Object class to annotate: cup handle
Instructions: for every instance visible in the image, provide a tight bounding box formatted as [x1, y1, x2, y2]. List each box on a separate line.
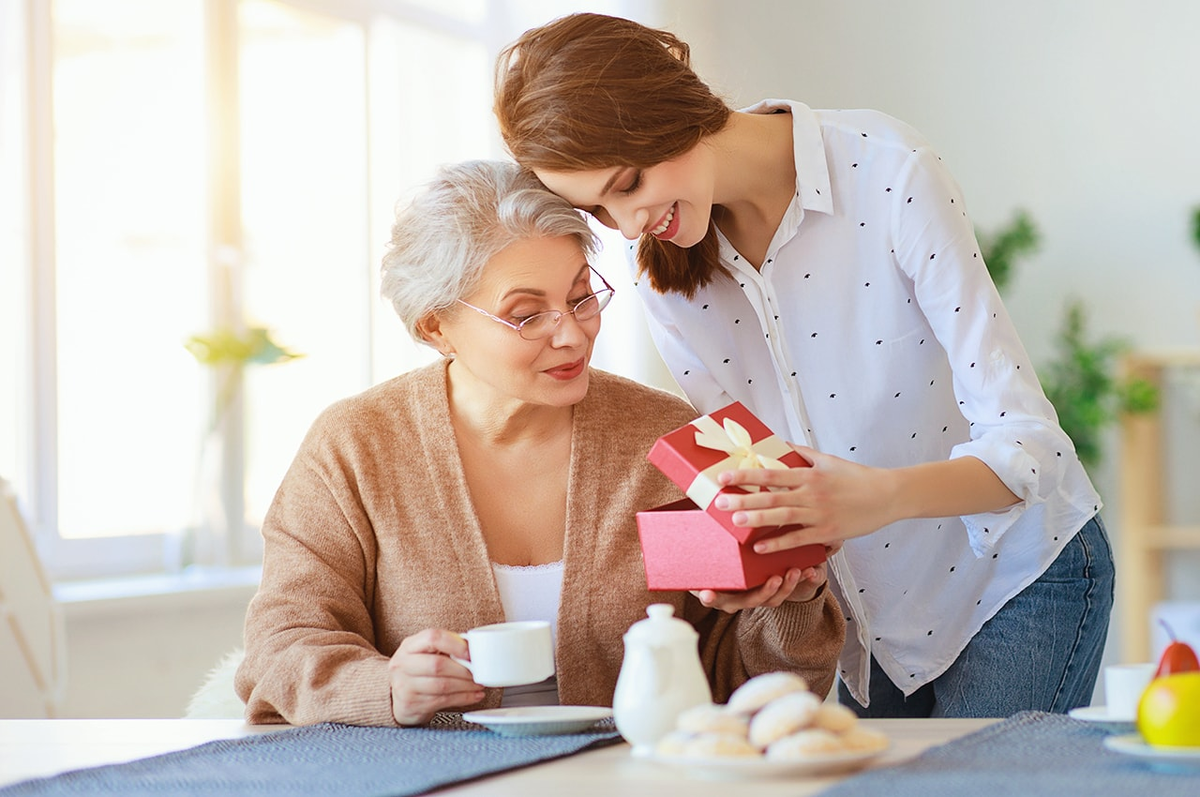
[450, 633, 474, 675]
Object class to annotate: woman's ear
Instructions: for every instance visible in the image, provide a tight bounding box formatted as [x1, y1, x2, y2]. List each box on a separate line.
[417, 312, 455, 358]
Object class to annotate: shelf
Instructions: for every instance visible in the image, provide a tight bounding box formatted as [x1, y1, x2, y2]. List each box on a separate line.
[1118, 349, 1200, 662]
[1143, 526, 1200, 550]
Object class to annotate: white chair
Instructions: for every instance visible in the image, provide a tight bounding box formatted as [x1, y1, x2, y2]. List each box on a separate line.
[0, 477, 67, 718]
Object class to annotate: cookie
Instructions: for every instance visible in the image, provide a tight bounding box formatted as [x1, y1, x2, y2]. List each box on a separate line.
[727, 671, 809, 715]
[654, 730, 696, 756]
[680, 732, 760, 758]
[812, 702, 859, 734]
[765, 728, 845, 760]
[747, 689, 823, 748]
[675, 703, 750, 737]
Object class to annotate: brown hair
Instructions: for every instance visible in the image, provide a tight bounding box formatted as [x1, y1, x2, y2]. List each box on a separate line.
[495, 13, 732, 298]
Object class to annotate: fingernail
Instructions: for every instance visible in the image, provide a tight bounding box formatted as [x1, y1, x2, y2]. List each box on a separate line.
[714, 495, 730, 510]
[732, 511, 748, 525]
[718, 472, 732, 485]
[753, 542, 768, 554]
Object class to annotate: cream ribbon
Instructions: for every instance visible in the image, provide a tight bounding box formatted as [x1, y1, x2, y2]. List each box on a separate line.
[685, 415, 792, 510]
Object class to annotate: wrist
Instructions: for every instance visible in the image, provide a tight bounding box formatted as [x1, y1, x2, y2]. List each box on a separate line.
[784, 581, 827, 604]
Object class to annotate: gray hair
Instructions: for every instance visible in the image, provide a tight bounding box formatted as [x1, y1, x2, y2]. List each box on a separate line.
[381, 160, 599, 346]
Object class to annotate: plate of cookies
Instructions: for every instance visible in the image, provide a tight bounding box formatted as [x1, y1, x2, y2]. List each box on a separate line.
[646, 672, 889, 779]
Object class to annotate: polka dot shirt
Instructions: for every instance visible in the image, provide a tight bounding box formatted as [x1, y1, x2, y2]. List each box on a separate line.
[631, 100, 1101, 705]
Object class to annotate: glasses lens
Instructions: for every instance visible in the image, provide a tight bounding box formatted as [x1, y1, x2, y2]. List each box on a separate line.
[574, 289, 613, 322]
[518, 312, 559, 341]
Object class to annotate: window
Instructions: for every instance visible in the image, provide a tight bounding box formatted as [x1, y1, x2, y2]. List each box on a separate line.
[4, 0, 665, 583]
[1, 0, 515, 581]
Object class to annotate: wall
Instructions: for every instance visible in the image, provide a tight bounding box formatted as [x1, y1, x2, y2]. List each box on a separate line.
[661, 0, 1200, 365]
[52, 574, 255, 718]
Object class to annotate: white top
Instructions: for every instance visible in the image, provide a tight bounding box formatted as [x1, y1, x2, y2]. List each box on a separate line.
[492, 561, 563, 707]
[632, 100, 1101, 705]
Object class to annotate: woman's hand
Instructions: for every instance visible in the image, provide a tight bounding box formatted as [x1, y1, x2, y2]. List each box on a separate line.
[714, 445, 900, 553]
[388, 629, 485, 726]
[691, 557, 831, 613]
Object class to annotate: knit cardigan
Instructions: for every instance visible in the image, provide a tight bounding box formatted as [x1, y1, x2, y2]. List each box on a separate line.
[235, 361, 845, 726]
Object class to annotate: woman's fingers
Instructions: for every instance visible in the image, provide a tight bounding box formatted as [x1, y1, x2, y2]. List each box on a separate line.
[690, 568, 810, 613]
[389, 629, 485, 725]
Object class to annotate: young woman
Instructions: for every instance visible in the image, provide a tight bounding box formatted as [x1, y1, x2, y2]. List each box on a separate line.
[494, 13, 1113, 718]
[235, 160, 843, 727]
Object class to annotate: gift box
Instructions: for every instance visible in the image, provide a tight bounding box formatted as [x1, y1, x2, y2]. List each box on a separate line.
[647, 401, 809, 543]
[636, 498, 827, 591]
[640, 402, 826, 591]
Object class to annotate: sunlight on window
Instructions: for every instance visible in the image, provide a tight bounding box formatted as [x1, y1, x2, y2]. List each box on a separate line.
[51, 0, 207, 539]
[402, 0, 487, 24]
[237, 1, 373, 525]
[0, 0, 28, 489]
[19, 0, 565, 573]
[366, 16, 491, 381]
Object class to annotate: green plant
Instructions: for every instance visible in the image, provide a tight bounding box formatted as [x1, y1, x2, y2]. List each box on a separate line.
[1039, 301, 1158, 469]
[978, 212, 1157, 470]
[184, 325, 303, 431]
[977, 209, 1038, 293]
[1191, 205, 1200, 254]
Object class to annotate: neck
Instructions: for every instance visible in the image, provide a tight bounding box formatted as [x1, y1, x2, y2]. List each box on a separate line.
[445, 361, 574, 449]
[709, 111, 797, 232]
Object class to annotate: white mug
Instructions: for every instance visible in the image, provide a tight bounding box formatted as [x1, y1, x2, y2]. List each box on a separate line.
[1104, 662, 1156, 720]
[455, 621, 554, 688]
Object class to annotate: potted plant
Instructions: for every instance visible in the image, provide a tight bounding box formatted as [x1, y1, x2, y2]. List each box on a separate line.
[978, 211, 1157, 471]
[181, 325, 302, 567]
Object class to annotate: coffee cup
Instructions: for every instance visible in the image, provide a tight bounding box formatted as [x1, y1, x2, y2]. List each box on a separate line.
[1103, 662, 1156, 720]
[455, 621, 554, 688]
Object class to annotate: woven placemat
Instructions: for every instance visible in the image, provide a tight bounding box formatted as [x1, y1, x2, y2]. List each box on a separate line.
[818, 711, 1199, 797]
[0, 714, 621, 796]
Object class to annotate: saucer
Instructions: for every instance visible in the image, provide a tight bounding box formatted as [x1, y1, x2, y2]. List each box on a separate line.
[1068, 705, 1135, 729]
[462, 706, 612, 737]
[1104, 734, 1200, 771]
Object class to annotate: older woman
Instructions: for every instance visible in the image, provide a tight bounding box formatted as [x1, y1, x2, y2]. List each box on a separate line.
[234, 160, 845, 727]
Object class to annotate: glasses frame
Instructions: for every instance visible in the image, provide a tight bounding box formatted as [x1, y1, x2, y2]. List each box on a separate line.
[456, 266, 615, 341]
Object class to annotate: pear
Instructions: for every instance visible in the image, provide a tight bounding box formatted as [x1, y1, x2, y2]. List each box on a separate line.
[1155, 620, 1200, 678]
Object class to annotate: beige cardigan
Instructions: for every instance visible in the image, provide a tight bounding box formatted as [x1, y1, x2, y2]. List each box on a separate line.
[236, 361, 845, 726]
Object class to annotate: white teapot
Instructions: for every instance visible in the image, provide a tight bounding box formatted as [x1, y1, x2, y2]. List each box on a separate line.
[613, 603, 713, 755]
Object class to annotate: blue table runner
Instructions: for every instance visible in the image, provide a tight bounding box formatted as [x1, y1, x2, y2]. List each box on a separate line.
[0, 714, 621, 796]
[818, 711, 1198, 797]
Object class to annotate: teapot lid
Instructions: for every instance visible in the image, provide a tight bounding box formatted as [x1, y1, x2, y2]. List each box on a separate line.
[624, 603, 698, 646]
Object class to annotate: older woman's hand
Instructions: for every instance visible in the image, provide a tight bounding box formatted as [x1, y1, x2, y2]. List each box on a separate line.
[691, 557, 832, 613]
[388, 629, 485, 726]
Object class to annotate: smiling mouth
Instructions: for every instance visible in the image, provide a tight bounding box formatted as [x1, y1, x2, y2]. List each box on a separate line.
[649, 203, 676, 237]
[546, 358, 585, 378]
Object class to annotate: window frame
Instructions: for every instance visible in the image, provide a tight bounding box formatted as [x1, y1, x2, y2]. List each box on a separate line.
[13, 0, 510, 581]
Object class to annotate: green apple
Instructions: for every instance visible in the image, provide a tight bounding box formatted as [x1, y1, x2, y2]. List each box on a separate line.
[1137, 672, 1200, 747]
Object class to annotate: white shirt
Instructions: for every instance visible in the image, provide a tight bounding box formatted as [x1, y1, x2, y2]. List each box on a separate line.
[492, 561, 563, 707]
[631, 100, 1101, 705]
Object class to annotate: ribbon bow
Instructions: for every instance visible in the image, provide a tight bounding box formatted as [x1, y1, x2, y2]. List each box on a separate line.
[685, 415, 793, 507]
[693, 418, 790, 475]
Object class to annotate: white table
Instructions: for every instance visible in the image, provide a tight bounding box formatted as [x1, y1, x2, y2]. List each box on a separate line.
[0, 717, 995, 795]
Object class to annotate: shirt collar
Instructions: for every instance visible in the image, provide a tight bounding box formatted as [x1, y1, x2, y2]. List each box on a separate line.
[739, 99, 833, 216]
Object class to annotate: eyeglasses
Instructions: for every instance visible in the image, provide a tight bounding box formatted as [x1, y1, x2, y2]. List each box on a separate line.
[457, 267, 615, 341]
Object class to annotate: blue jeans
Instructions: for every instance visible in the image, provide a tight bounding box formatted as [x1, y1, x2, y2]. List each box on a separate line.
[838, 514, 1114, 718]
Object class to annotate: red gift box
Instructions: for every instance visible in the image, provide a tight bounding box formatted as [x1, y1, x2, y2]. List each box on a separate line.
[647, 401, 809, 544]
[636, 498, 827, 591]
